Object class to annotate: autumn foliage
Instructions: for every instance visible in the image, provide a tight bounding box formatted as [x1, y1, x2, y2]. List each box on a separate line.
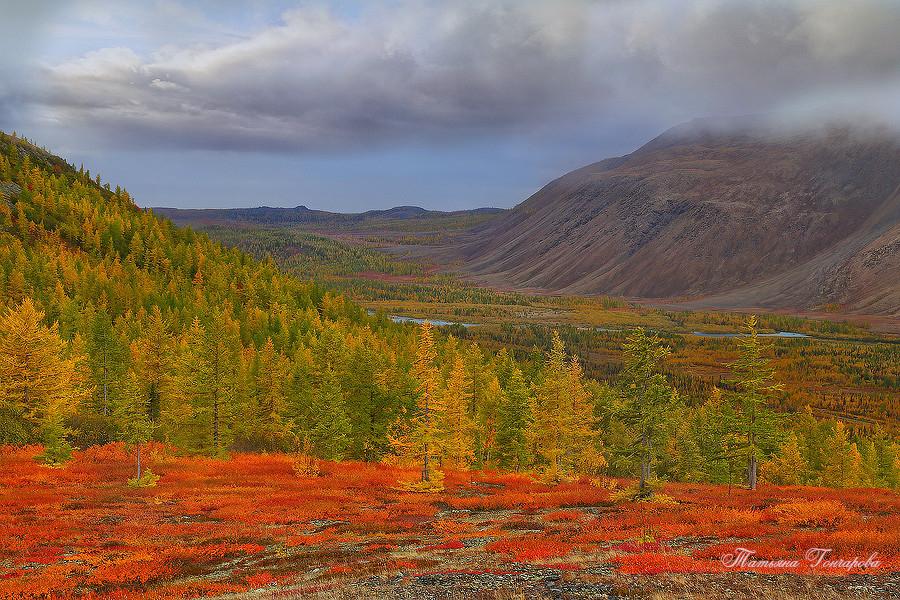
[1, 444, 898, 598]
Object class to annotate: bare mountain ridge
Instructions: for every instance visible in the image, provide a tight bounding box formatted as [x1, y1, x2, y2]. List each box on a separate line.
[451, 121, 900, 316]
[155, 204, 504, 227]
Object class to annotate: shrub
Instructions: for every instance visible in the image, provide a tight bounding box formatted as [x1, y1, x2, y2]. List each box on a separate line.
[128, 469, 160, 488]
[291, 438, 321, 477]
[485, 536, 574, 562]
[762, 499, 852, 527]
[245, 572, 276, 588]
[396, 469, 444, 493]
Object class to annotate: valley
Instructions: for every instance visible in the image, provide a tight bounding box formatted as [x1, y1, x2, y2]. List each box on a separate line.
[161, 206, 899, 435]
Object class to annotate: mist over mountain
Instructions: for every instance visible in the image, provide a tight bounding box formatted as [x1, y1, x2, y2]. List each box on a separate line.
[448, 120, 900, 316]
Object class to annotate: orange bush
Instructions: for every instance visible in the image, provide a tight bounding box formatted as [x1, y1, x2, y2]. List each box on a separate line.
[613, 552, 724, 574]
[762, 499, 853, 528]
[485, 536, 575, 562]
[0, 445, 896, 598]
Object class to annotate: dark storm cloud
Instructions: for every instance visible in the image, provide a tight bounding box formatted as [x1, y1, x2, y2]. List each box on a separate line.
[14, 0, 900, 152]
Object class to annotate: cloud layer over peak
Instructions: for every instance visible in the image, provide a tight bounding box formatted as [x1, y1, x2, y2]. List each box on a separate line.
[15, 0, 899, 153]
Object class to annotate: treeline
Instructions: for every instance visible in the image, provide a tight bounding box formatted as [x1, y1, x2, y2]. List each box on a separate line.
[0, 131, 897, 492]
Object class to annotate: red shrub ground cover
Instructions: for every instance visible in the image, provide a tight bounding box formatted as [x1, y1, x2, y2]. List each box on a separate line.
[1, 444, 897, 598]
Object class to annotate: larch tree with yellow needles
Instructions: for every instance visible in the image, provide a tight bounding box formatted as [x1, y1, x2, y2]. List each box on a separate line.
[441, 355, 475, 470]
[0, 298, 85, 461]
[391, 321, 445, 486]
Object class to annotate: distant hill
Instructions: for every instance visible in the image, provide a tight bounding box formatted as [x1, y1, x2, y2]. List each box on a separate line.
[447, 120, 900, 317]
[154, 204, 505, 227]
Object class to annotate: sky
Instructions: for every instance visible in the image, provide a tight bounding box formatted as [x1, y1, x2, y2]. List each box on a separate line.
[1, 0, 899, 211]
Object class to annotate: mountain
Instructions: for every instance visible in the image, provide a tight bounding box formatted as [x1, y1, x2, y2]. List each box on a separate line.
[450, 120, 900, 317]
[155, 204, 505, 227]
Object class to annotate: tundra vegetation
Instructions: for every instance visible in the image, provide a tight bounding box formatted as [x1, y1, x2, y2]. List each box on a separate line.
[0, 131, 897, 597]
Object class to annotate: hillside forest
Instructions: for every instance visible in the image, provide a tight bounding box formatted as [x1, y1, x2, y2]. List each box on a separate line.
[0, 131, 898, 494]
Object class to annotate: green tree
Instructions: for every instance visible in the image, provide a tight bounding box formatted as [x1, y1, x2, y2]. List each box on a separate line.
[165, 314, 239, 455]
[85, 308, 126, 420]
[619, 328, 679, 497]
[820, 422, 863, 488]
[729, 315, 783, 489]
[39, 403, 73, 466]
[251, 337, 291, 449]
[130, 306, 170, 422]
[693, 387, 744, 485]
[310, 367, 351, 460]
[495, 365, 532, 471]
[114, 371, 155, 481]
[529, 332, 602, 480]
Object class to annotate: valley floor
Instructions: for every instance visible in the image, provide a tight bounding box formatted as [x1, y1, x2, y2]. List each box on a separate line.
[1, 444, 897, 599]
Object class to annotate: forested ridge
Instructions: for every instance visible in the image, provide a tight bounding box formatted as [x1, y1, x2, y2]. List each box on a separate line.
[0, 130, 897, 492]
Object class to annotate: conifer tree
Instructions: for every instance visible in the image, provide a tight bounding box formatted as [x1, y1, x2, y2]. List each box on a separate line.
[252, 337, 291, 449]
[566, 354, 605, 475]
[165, 320, 206, 452]
[0, 298, 83, 444]
[39, 401, 73, 466]
[166, 314, 239, 455]
[391, 321, 444, 483]
[669, 417, 705, 483]
[495, 365, 532, 471]
[693, 387, 744, 485]
[530, 331, 571, 480]
[820, 422, 863, 488]
[529, 333, 602, 479]
[130, 306, 169, 422]
[86, 308, 126, 419]
[619, 328, 679, 496]
[477, 374, 502, 467]
[464, 343, 490, 464]
[730, 315, 783, 489]
[114, 370, 155, 482]
[762, 432, 807, 485]
[440, 356, 475, 469]
[873, 429, 900, 489]
[310, 367, 351, 460]
[199, 311, 240, 454]
[343, 331, 391, 461]
[856, 437, 878, 487]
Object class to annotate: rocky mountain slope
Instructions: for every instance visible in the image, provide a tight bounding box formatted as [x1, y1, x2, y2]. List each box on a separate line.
[452, 121, 900, 316]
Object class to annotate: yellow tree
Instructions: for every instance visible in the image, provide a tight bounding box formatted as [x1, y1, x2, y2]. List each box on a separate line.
[0, 298, 84, 447]
[530, 331, 571, 481]
[441, 356, 475, 470]
[253, 337, 291, 449]
[391, 321, 444, 484]
[129, 306, 170, 422]
[820, 422, 863, 488]
[566, 355, 605, 475]
[762, 432, 807, 485]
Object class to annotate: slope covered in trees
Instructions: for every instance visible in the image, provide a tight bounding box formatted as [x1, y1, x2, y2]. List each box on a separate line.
[0, 130, 896, 492]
